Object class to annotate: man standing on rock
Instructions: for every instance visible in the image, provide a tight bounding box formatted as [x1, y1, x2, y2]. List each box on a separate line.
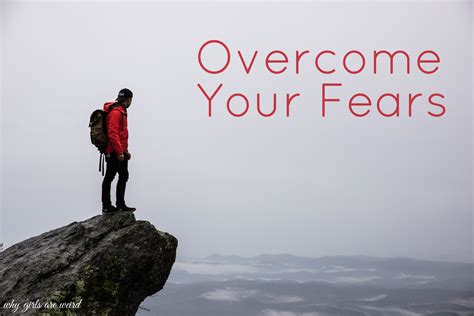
[101, 88, 136, 214]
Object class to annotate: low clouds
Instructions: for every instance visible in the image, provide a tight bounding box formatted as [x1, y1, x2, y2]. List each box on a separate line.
[200, 287, 258, 302]
[260, 310, 319, 316]
[176, 261, 258, 275]
[357, 294, 387, 302]
[201, 286, 304, 304]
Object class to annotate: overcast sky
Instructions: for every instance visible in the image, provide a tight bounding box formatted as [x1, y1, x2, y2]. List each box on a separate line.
[1, 1, 472, 262]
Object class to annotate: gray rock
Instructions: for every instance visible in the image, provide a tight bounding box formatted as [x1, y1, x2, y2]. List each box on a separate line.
[0, 212, 178, 315]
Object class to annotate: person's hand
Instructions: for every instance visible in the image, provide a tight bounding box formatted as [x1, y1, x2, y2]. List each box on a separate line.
[125, 152, 132, 160]
[117, 153, 125, 161]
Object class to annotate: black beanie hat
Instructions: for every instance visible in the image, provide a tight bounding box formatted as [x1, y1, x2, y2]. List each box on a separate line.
[118, 88, 133, 99]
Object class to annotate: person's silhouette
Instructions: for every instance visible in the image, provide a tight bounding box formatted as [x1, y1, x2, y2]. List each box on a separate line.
[101, 88, 136, 214]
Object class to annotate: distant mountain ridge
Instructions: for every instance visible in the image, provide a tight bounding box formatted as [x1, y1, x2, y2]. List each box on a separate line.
[203, 253, 473, 266]
[173, 253, 473, 291]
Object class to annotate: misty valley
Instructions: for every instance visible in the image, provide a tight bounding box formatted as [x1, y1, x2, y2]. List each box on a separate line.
[139, 254, 474, 316]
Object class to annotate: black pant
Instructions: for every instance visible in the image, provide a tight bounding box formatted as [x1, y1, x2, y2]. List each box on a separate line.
[101, 153, 129, 207]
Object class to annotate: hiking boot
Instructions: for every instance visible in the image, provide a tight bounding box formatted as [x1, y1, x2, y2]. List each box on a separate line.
[117, 205, 136, 213]
[102, 205, 119, 214]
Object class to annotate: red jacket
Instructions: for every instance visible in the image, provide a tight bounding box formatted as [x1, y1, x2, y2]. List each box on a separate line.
[103, 101, 128, 155]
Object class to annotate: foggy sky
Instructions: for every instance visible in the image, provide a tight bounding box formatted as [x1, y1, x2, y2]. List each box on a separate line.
[1, 1, 472, 262]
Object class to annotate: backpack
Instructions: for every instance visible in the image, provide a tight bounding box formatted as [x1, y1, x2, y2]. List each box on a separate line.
[89, 102, 119, 175]
[89, 109, 108, 153]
